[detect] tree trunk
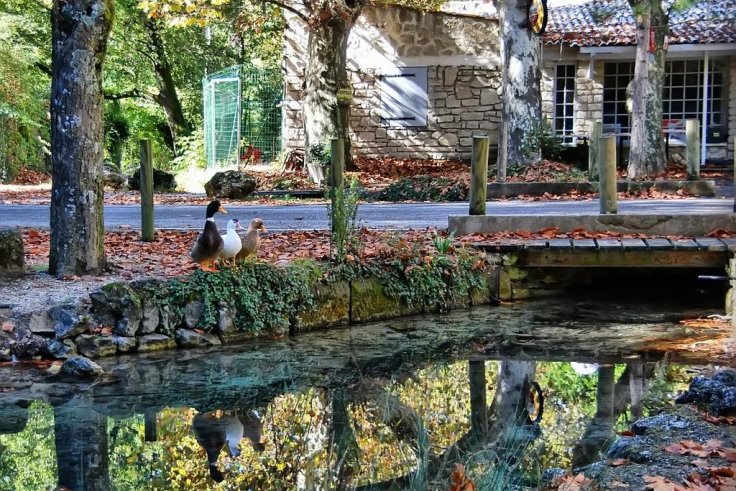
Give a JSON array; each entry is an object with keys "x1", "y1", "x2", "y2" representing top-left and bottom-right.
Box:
[
  {"x1": 572, "y1": 365, "x2": 616, "y2": 468},
  {"x1": 303, "y1": 11, "x2": 356, "y2": 184},
  {"x1": 626, "y1": 0, "x2": 668, "y2": 178},
  {"x1": 496, "y1": 0, "x2": 542, "y2": 165},
  {"x1": 489, "y1": 361, "x2": 536, "y2": 434},
  {"x1": 49, "y1": 0, "x2": 113, "y2": 277},
  {"x1": 143, "y1": 17, "x2": 191, "y2": 153},
  {"x1": 54, "y1": 403, "x2": 110, "y2": 490}
]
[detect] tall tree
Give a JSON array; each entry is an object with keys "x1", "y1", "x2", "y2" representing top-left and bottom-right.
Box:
[
  {"x1": 495, "y1": 0, "x2": 542, "y2": 166},
  {"x1": 626, "y1": 0, "x2": 668, "y2": 178},
  {"x1": 49, "y1": 0, "x2": 114, "y2": 276}
]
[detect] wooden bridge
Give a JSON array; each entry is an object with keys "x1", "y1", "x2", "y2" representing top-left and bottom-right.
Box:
[{"x1": 472, "y1": 237, "x2": 735, "y2": 268}]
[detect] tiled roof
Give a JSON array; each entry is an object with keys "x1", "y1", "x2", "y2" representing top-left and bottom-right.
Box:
[{"x1": 544, "y1": 0, "x2": 736, "y2": 47}]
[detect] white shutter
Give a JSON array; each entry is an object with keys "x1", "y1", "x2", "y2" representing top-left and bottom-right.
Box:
[{"x1": 380, "y1": 67, "x2": 428, "y2": 128}]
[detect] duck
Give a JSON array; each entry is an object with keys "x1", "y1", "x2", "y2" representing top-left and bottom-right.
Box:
[
  {"x1": 190, "y1": 200, "x2": 227, "y2": 272},
  {"x1": 220, "y1": 219, "x2": 243, "y2": 266},
  {"x1": 236, "y1": 218, "x2": 267, "y2": 262}
]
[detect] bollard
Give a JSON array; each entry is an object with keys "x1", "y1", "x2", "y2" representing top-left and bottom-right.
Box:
[
  {"x1": 469, "y1": 135, "x2": 490, "y2": 215},
  {"x1": 588, "y1": 120, "x2": 601, "y2": 180},
  {"x1": 686, "y1": 119, "x2": 700, "y2": 181},
  {"x1": 140, "y1": 140, "x2": 155, "y2": 242},
  {"x1": 598, "y1": 135, "x2": 617, "y2": 214},
  {"x1": 329, "y1": 138, "x2": 345, "y2": 236}
]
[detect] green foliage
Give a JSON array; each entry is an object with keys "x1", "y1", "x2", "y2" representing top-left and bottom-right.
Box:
[
  {"x1": 153, "y1": 260, "x2": 321, "y2": 333},
  {"x1": 520, "y1": 120, "x2": 564, "y2": 161},
  {"x1": 171, "y1": 127, "x2": 207, "y2": 172},
  {"x1": 0, "y1": 402, "x2": 56, "y2": 489},
  {"x1": 308, "y1": 142, "x2": 331, "y2": 168},
  {"x1": 378, "y1": 175, "x2": 469, "y2": 202},
  {"x1": 432, "y1": 231, "x2": 455, "y2": 255},
  {"x1": 329, "y1": 177, "x2": 361, "y2": 263}
]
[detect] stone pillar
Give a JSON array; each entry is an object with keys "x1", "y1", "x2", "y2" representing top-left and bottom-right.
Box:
[{"x1": 0, "y1": 229, "x2": 24, "y2": 279}]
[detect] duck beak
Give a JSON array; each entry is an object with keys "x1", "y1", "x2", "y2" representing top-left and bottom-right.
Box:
[
  {"x1": 219, "y1": 206, "x2": 228, "y2": 214},
  {"x1": 236, "y1": 221, "x2": 244, "y2": 230},
  {"x1": 260, "y1": 225, "x2": 268, "y2": 232}
]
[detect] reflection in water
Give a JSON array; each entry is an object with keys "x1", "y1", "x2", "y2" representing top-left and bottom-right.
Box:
[{"x1": 0, "y1": 302, "x2": 712, "y2": 489}]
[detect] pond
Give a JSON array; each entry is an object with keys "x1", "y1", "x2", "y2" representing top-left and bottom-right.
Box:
[{"x1": 0, "y1": 298, "x2": 728, "y2": 490}]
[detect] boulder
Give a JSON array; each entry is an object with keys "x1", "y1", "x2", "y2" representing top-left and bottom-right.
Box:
[
  {"x1": 127, "y1": 168, "x2": 176, "y2": 191},
  {"x1": 75, "y1": 334, "x2": 117, "y2": 359},
  {"x1": 91, "y1": 283, "x2": 142, "y2": 337},
  {"x1": 0, "y1": 229, "x2": 24, "y2": 279},
  {"x1": 138, "y1": 333, "x2": 176, "y2": 352},
  {"x1": 103, "y1": 162, "x2": 127, "y2": 190},
  {"x1": 205, "y1": 170, "x2": 257, "y2": 199},
  {"x1": 61, "y1": 356, "x2": 104, "y2": 378},
  {"x1": 115, "y1": 336, "x2": 138, "y2": 353},
  {"x1": 49, "y1": 304, "x2": 89, "y2": 339},
  {"x1": 184, "y1": 300, "x2": 204, "y2": 329},
  {"x1": 48, "y1": 339, "x2": 77, "y2": 359},
  {"x1": 675, "y1": 369, "x2": 736, "y2": 415},
  {"x1": 175, "y1": 328, "x2": 221, "y2": 348}
]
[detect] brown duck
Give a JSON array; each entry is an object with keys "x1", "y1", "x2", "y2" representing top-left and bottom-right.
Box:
[
  {"x1": 190, "y1": 200, "x2": 227, "y2": 271},
  {"x1": 236, "y1": 218, "x2": 267, "y2": 261}
]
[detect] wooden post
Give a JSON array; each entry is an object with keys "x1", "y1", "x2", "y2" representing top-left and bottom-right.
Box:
[
  {"x1": 733, "y1": 146, "x2": 736, "y2": 213},
  {"x1": 598, "y1": 135, "x2": 617, "y2": 214},
  {"x1": 329, "y1": 138, "x2": 345, "y2": 235},
  {"x1": 686, "y1": 119, "x2": 700, "y2": 180},
  {"x1": 468, "y1": 360, "x2": 488, "y2": 439},
  {"x1": 469, "y1": 135, "x2": 489, "y2": 216},
  {"x1": 588, "y1": 121, "x2": 601, "y2": 180},
  {"x1": 139, "y1": 140, "x2": 155, "y2": 242},
  {"x1": 628, "y1": 362, "x2": 644, "y2": 421},
  {"x1": 496, "y1": 122, "x2": 507, "y2": 183},
  {"x1": 144, "y1": 409, "x2": 157, "y2": 442}
]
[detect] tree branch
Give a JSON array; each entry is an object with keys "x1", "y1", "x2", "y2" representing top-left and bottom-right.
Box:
[
  {"x1": 35, "y1": 61, "x2": 52, "y2": 76},
  {"x1": 263, "y1": 0, "x2": 308, "y2": 22},
  {"x1": 104, "y1": 88, "x2": 141, "y2": 100}
]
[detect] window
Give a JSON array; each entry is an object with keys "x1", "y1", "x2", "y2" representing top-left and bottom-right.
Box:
[
  {"x1": 380, "y1": 67, "x2": 428, "y2": 128},
  {"x1": 554, "y1": 64, "x2": 576, "y2": 143},
  {"x1": 602, "y1": 60, "x2": 726, "y2": 142}
]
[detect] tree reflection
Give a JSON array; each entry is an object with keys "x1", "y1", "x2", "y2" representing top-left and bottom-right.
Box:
[{"x1": 54, "y1": 402, "x2": 110, "y2": 491}]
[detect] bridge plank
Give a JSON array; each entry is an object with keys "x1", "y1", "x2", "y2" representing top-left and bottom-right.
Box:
[
  {"x1": 671, "y1": 239, "x2": 703, "y2": 250},
  {"x1": 644, "y1": 238, "x2": 673, "y2": 250},
  {"x1": 694, "y1": 238, "x2": 728, "y2": 252},
  {"x1": 548, "y1": 238, "x2": 573, "y2": 249},
  {"x1": 525, "y1": 239, "x2": 549, "y2": 249},
  {"x1": 718, "y1": 238, "x2": 736, "y2": 252},
  {"x1": 621, "y1": 239, "x2": 648, "y2": 251},
  {"x1": 520, "y1": 249, "x2": 728, "y2": 268},
  {"x1": 572, "y1": 239, "x2": 598, "y2": 250},
  {"x1": 596, "y1": 238, "x2": 622, "y2": 250}
]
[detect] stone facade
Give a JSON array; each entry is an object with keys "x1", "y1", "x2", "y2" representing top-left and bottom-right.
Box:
[
  {"x1": 283, "y1": 5, "x2": 502, "y2": 160},
  {"x1": 542, "y1": 49, "x2": 736, "y2": 163}
]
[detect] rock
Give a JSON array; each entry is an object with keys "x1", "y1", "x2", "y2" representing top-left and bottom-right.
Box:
[
  {"x1": 138, "y1": 334, "x2": 176, "y2": 352},
  {"x1": 103, "y1": 162, "x2": 127, "y2": 190},
  {"x1": 215, "y1": 302, "x2": 234, "y2": 337},
  {"x1": 204, "y1": 170, "x2": 257, "y2": 199},
  {"x1": 49, "y1": 304, "x2": 89, "y2": 339},
  {"x1": 11, "y1": 334, "x2": 49, "y2": 359},
  {"x1": 676, "y1": 369, "x2": 736, "y2": 415},
  {"x1": 28, "y1": 310, "x2": 54, "y2": 334},
  {"x1": 139, "y1": 299, "x2": 159, "y2": 334},
  {"x1": 295, "y1": 281, "x2": 350, "y2": 332},
  {"x1": 184, "y1": 301, "x2": 205, "y2": 329},
  {"x1": 115, "y1": 336, "x2": 138, "y2": 353},
  {"x1": 175, "y1": 329, "x2": 221, "y2": 348},
  {"x1": 606, "y1": 436, "x2": 654, "y2": 463},
  {"x1": 127, "y1": 168, "x2": 176, "y2": 191},
  {"x1": 0, "y1": 229, "x2": 24, "y2": 279},
  {"x1": 61, "y1": 356, "x2": 104, "y2": 378},
  {"x1": 75, "y1": 334, "x2": 118, "y2": 359},
  {"x1": 48, "y1": 339, "x2": 77, "y2": 359},
  {"x1": 631, "y1": 412, "x2": 691, "y2": 435},
  {"x1": 91, "y1": 283, "x2": 142, "y2": 337},
  {"x1": 541, "y1": 468, "x2": 567, "y2": 488},
  {"x1": 159, "y1": 304, "x2": 183, "y2": 333}
]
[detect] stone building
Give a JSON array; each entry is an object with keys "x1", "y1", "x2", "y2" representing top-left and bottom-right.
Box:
[{"x1": 282, "y1": 0, "x2": 736, "y2": 163}]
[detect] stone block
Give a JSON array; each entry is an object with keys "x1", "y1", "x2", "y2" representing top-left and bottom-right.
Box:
[
  {"x1": 350, "y1": 277, "x2": 421, "y2": 323},
  {"x1": 295, "y1": 280, "x2": 350, "y2": 332},
  {"x1": 115, "y1": 336, "x2": 138, "y2": 354},
  {"x1": 138, "y1": 334, "x2": 177, "y2": 353},
  {"x1": 184, "y1": 300, "x2": 204, "y2": 329},
  {"x1": 48, "y1": 339, "x2": 77, "y2": 359},
  {"x1": 0, "y1": 229, "x2": 24, "y2": 279},
  {"x1": 50, "y1": 304, "x2": 89, "y2": 340},
  {"x1": 445, "y1": 96, "x2": 461, "y2": 108},
  {"x1": 444, "y1": 67, "x2": 458, "y2": 86},
  {"x1": 91, "y1": 282, "x2": 143, "y2": 337},
  {"x1": 76, "y1": 334, "x2": 118, "y2": 359},
  {"x1": 175, "y1": 329, "x2": 222, "y2": 348}
]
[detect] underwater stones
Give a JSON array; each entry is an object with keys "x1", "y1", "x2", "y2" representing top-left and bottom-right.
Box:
[
  {"x1": 75, "y1": 334, "x2": 117, "y2": 359},
  {"x1": 175, "y1": 329, "x2": 221, "y2": 348},
  {"x1": 137, "y1": 334, "x2": 176, "y2": 352},
  {"x1": 184, "y1": 300, "x2": 204, "y2": 329},
  {"x1": 48, "y1": 339, "x2": 77, "y2": 359},
  {"x1": 61, "y1": 356, "x2": 104, "y2": 378}
]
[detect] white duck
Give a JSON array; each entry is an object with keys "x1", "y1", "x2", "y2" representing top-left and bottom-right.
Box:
[{"x1": 220, "y1": 219, "x2": 243, "y2": 266}]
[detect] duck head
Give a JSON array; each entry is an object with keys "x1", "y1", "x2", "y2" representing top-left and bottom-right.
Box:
[
  {"x1": 248, "y1": 218, "x2": 267, "y2": 233},
  {"x1": 226, "y1": 219, "x2": 244, "y2": 231},
  {"x1": 206, "y1": 200, "x2": 227, "y2": 219}
]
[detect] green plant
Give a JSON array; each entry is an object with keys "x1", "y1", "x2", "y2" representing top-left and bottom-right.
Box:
[
  {"x1": 308, "y1": 142, "x2": 331, "y2": 168},
  {"x1": 520, "y1": 120, "x2": 564, "y2": 161},
  {"x1": 171, "y1": 128, "x2": 207, "y2": 172},
  {"x1": 433, "y1": 231, "x2": 455, "y2": 255},
  {"x1": 378, "y1": 176, "x2": 469, "y2": 202},
  {"x1": 328, "y1": 177, "x2": 361, "y2": 263}
]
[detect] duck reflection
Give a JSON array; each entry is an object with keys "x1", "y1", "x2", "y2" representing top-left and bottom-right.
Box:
[{"x1": 192, "y1": 409, "x2": 264, "y2": 482}]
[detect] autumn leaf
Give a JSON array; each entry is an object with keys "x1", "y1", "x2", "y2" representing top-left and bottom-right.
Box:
[
  {"x1": 643, "y1": 475, "x2": 677, "y2": 491},
  {"x1": 1, "y1": 321, "x2": 14, "y2": 332},
  {"x1": 449, "y1": 464, "x2": 475, "y2": 491}
]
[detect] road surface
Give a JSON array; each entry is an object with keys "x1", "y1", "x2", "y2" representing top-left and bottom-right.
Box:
[{"x1": 0, "y1": 199, "x2": 732, "y2": 231}]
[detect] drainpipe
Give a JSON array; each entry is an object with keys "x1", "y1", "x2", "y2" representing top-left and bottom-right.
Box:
[{"x1": 701, "y1": 51, "x2": 709, "y2": 167}]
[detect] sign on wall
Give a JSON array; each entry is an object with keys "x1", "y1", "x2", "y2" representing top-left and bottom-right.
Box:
[
  {"x1": 380, "y1": 67, "x2": 428, "y2": 128},
  {"x1": 528, "y1": 0, "x2": 548, "y2": 35}
]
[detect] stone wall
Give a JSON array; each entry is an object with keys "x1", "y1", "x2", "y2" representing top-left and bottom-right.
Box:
[{"x1": 283, "y1": 5, "x2": 502, "y2": 160}]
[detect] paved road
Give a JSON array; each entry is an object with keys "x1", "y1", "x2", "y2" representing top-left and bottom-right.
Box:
[{"x1": 0, "y1": 199, "x2": 733, "y2": 231}]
